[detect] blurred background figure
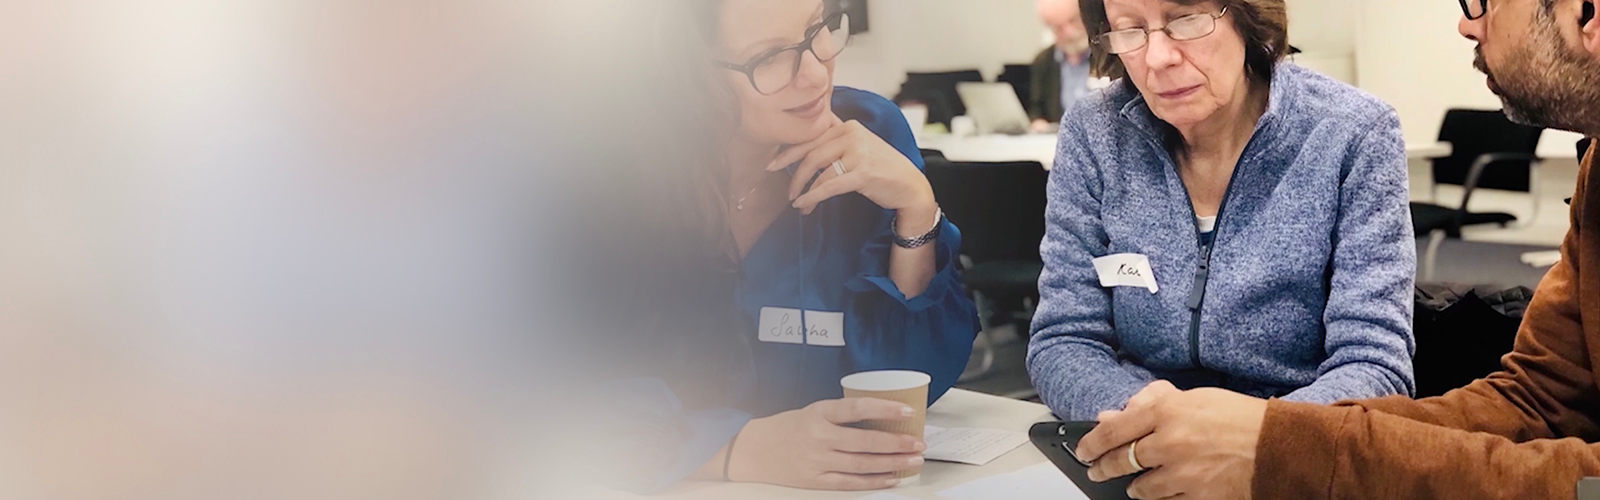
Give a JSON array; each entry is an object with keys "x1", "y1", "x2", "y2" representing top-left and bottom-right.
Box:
[
  {"x1": 0, "y1": 0, "x2": 602, "y2": 498},
  {"x1": 1028, "y1": 0, "x2": 1095, "y2": 132}
]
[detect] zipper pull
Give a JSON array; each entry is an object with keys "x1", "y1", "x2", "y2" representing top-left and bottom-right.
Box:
[{"x1": 1186, "y1": 245, "x2": 1211, "y2": 310}]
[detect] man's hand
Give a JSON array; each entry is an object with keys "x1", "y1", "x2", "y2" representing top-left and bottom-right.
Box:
[{"x1": 1075, "y1": 383, "x2": 1268, "y2": 500}]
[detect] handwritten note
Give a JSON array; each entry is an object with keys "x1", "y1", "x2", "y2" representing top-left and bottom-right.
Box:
[{"x1": 923, "y1": 425, "x2": 1029, "y2": 466}]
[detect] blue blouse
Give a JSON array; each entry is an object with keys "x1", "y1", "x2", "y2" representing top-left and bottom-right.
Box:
[{"x1": 611, "y1": 87, "x2": 979, "y2": 493}]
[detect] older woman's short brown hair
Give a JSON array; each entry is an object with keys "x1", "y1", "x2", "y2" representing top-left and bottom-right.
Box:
[{"x1": 1081, "y1": 0, "x2": 1288, "y2": 81}]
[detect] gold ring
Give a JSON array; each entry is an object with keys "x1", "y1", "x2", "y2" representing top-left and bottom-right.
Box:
[{"x1": 1128, "y1": 439, "x2": 1145, "y2": 471}]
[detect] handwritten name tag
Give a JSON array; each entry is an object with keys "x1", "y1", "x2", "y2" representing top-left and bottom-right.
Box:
[
  {"x1": 1092, "y1": 253, "x2": 1159, "y2": 293},
  {"x1": 804, "y1": 311, "x2": 845, "y2": 347},
  {"x1": 758, "y1": 307, "x2": 804, "y2": 344},
  {"x1": 758, "y1": 307, "x2": 847, "y2": 347}
]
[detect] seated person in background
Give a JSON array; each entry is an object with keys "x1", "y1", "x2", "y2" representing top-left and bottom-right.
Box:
[
  {"x1": 1073, "y1": 0, "x2": 1600, "y2": 498},
  {"x1": 1027, "y1": 0, "x2": 1417, "y2": 421},
  {"x1": 1029, "y1": 0, "x2": 1097, "y2": 132},
  {"x1": 595, "y1": 0, "x2": 979, "y2": 493}
]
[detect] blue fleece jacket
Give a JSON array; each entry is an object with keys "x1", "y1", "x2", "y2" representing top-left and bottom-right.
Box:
[{"x1": 1027, "y1": 64, "x2": 1417, "y2": 421}]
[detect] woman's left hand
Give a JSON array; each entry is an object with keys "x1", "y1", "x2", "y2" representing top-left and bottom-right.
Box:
[{"x1": 767, "y1": 118, "x2": 937, "y2": 223}]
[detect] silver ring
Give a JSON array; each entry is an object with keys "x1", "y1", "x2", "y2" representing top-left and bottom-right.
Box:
[
  {"x1": 1128, "y1": 439, "x2": 1145, "y2": 471},
  {"x1": 832, "y1": 160, "x2": 846, "y2": 177}
]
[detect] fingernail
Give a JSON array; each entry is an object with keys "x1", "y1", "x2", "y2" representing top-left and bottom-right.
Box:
[
  {"x1": 907, "y1": 456, "x2": 923, "y2": 466},
  {"x1": 899, "y1": 406, "x2": 914, "y2": 417},
  {"x1": 884, "y1": 479, "x2": 900, "y2": 487},
  {"x1": 1087, "y1": 469, "x2": 1102, "y2": 482},
  {"x1": 913, "y1": 440, "x2": 926, "y2": 452}
]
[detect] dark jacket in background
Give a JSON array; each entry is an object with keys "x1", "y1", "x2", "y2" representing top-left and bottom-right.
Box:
[{"x1": 1027, "y1": 47, "x2": 1063, "y2": 123}]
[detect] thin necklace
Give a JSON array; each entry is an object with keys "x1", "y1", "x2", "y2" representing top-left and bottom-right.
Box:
[
  {"x1": 734, "y1": 167, "x2": 781, "y2": 211},
  {"x1": 734, "y1": 182, "x2": 761, "y2": 211}
]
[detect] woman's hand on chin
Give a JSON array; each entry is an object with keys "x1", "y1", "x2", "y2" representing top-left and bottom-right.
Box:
[{"x1": 767, "y1": 119, "x2": 936, "y2": 217}]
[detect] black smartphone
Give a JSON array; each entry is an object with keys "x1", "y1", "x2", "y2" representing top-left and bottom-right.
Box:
[{"x1": 1028, "y1": 421, "x2": 1141, "y2": 500}]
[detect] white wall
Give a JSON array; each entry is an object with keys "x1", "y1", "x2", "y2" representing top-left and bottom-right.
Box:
[
  {"x1": 1355, "y1": 0, "x2": 1583, "y2": 156},
  {"x1": 837, "y1": 0, "x2": 1586, "y2": 157},
  {"x1": 834, "y1": 0, "x2": 1363, "y2": 97},
  {"x1": 832, "y1": 0, "x2": 1044, "y2": 96}
]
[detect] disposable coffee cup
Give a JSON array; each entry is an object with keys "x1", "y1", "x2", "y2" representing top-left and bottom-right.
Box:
[{"x1": 840, "y1": 370, "x2": 931, "y2": 482}]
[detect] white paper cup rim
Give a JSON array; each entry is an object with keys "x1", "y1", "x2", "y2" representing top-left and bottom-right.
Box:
[{"x1": 840, "y1": 370, "x2": 931, "y2": 392}]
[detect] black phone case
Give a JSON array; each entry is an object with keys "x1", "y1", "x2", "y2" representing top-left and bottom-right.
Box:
[{"x1": 1028, "y1": 421, "x2": 1140, "y2": 500}]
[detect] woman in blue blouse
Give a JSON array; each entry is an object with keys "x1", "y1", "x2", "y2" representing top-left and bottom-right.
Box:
[{"x1": 599, "y1": 0, "x2": 978, "y2": 493}]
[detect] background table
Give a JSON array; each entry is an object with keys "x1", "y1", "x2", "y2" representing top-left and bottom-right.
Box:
[
  {"x1": 604, "y1": 389, "x2": 1054, "y2": 500},
  {"x1": 917, "y1": 133, "x2": 1455, "y2": 169}
]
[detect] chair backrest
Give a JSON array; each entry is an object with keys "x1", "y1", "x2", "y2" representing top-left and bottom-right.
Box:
[
  {"x1": 893, "y1": 70, "x2": 984, "y2": 128},
  {"x1": 924, "y1": 158, "x2": 1048, "y2": 263},
  {"x1": 996, "y1": 64, "x2": 1033, "y2": 109},
  {"x1": 1432, "y1": 108, "x2": 1544, "y2": 192}
]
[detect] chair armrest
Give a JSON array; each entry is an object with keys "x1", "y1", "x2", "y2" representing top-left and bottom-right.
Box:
[{"x1": 1458, "y1": 152, "x2": 1540, "y2": 213}]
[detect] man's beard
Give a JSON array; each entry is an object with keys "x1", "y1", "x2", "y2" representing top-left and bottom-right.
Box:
[{"x1": 1479, "y1": 7, "x2": 1600, "y2": 134}]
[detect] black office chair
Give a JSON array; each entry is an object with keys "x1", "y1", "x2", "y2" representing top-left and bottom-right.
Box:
[
  {"x1": 1413, "y1": 109, "x2": 1544, "y2": 281},
  {"x1": 893, "y1": 70, "x2": 983, "y2": 128},
  {"x1": 925, "y1": 159, "x2": 1047, "y2": 384},
  {"x1": 996, "y1": 64, "x2": 1033, "y2": 111}
]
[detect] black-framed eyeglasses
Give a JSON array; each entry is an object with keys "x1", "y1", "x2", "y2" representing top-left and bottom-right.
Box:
[
  {"x1": 716, "y1": 12, "x2": 851, "y2": 95},
  {"x1": 1092, "y1": 7, "x2": 1228, "y2": 55},
  {"x1": 1459, "y1": 0, "x2": 1486, "y2": 20}
]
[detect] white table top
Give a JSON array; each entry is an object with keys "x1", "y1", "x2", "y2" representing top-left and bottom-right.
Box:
[
  {"x1": 917, "y1": 133, "x2": 1456, "y2": 169},
  {"x1": 603, "y1": 389, "x2": 1054, "y2": 500}
]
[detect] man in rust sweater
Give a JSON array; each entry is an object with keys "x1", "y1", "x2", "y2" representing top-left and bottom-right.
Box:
[{"x1": 1070, "y1": 0, "x2": 1600, "y2": 498}]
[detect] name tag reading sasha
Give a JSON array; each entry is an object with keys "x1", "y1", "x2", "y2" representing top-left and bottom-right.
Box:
[
  {"x1": 1092, "y1": 253, "x2": 1159, "y2": 294},
  {"x1": 804, "y1": 310, "x2": 845, "y2": 347},
  {"x1": 757, "y1": 307, "x2": 846, "y2": 347}
]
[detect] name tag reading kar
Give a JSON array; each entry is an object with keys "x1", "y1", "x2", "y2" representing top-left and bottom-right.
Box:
[{"x1": 1091, "y1": 253, "x2": 1159, "y2": 293}]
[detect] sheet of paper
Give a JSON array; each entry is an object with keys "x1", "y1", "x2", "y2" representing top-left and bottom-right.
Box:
[
  {"x1": 937, "y1": 462, "x2": 1090, "y2": 500},
  {"x1": 922, "y1": 425, "x2": 1028, "y2": 466},
  {"x1": 855, "y1": 492, "x2": 920, "y2": 500}
]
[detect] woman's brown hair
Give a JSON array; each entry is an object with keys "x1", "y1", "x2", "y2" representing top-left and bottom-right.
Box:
[{"x1": 1080, "y1": 0, "x2": 1289, "y2": 81}]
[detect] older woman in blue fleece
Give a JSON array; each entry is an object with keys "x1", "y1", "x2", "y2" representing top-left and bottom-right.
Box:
[{"x1": 1027, "y1": 0, "x2": 1416, "y2": 421}]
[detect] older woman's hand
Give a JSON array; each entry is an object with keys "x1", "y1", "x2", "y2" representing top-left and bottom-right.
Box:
[{"x1": 766, "y1": 118, "x2": 937, "y2": 225}]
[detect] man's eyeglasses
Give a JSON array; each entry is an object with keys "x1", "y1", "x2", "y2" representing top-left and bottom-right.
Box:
[
  {"x1": 717, "y1": 12, "x2": 851, "y2": 95},
  {"x1": 1093, "y1": 7, "x2": 1228, "y2": 55},
  {"x1": 1460, "y1": 0, "x2": 1486, "y2": 20}
]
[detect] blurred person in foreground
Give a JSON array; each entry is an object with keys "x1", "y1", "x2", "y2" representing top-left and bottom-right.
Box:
[
  {"x1": 1030, "y1": 0, "x2": 1098, "y2": 132},
  {"x1": 1071, "y1": 0, "x2": 1600, "y2": 498},
  {"x1": 582, "y1": 0, "x2": 980, "y2": 493},
  {"x1": 1027, "y1": 0, "x2": 1416, "y2": 423}
]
